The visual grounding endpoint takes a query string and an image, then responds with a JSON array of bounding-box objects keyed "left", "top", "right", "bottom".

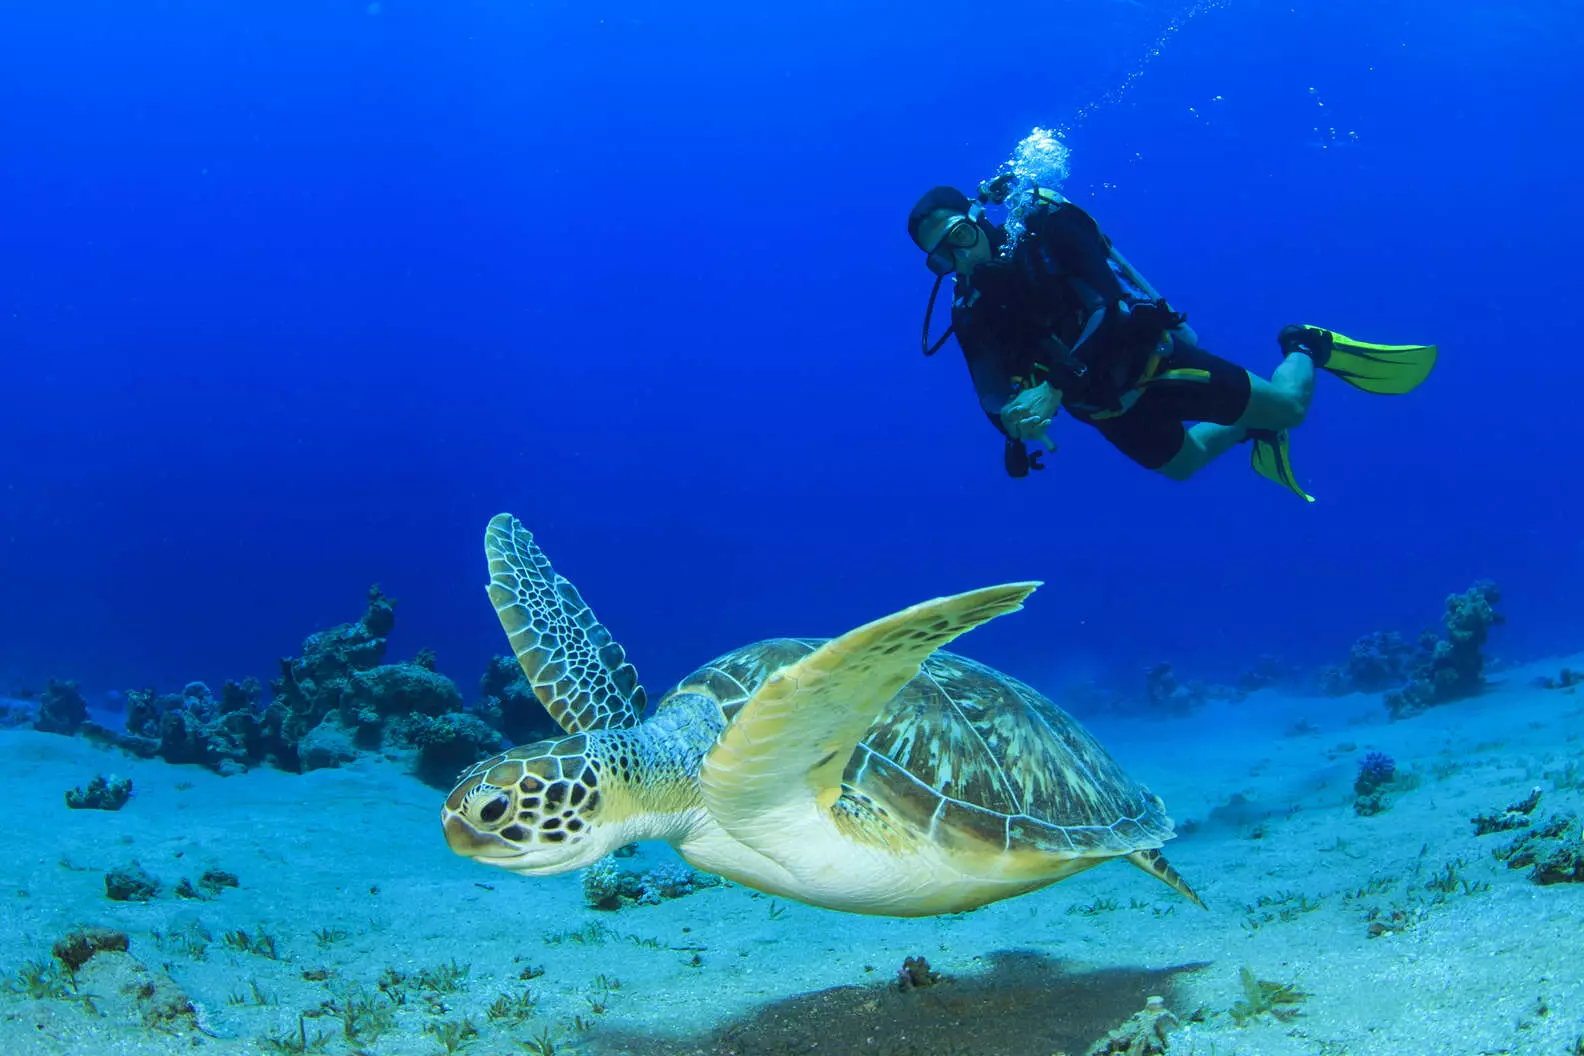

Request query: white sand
[{"left": 1, "top": 655, "right": 1581, "bottom": 1056}]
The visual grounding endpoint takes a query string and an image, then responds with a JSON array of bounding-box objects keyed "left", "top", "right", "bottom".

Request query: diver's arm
[
  {"left": 1106, "top": 244, "right": 1199, "bottom": 344},
  {"left": 1065, "top": 279, "right": 1110, "bottom": 358},
  {"left": 959, "top": 334, "right": 1018, "bottom": 428}
]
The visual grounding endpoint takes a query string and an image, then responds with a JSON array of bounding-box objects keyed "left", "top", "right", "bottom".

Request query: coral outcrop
[
  {"left": 580, "top": 854, "right": 723, "bottom": 910},
  {"left": 1385, "top": 581, "right": 1503, "bottom": 718},
  {"left": 33, "top": 678, "right": 88, "bottom": 735},
  {"left": 477, "top": 655, "right": 559, "bottom": 745},
  {"left": 74, "top": 586, "right": 504, "bottom": 786},
  {"left": 1319, "top": 631, "right": 1414, "bottom": 696},
  {"left": 65, "top": 773, "right": 133, "bottom": 811}
]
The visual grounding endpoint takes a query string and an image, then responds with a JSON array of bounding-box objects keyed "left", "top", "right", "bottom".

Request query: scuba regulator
[{"left": 918, "top": 174, "right": 1020, "bottom": 359}]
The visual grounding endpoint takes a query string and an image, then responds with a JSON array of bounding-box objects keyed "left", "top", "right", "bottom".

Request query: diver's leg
[
  {"left": 1236, "top": 354, "right": 1315, "bottom": 431},
  {"left": 1125, "top": 340, "right": 1260, "bottom": 480},
  {"left": 1157, "top": 422, "right": 1247, "bottom": 481}
]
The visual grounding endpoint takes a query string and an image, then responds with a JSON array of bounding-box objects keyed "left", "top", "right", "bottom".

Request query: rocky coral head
[{"left": 441, "top": 734, "right": 616, "bottom": 875}]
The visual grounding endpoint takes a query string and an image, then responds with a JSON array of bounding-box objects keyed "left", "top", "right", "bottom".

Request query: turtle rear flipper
[
  {"left": 485, "top": 513, "right": 646, "bottom": 733},
  {"left": 1127, "top": 848, "right": 1206, "bottom": 909},
  {"left": 699, "top": 582, "right": 1039, "bottom": 855}
]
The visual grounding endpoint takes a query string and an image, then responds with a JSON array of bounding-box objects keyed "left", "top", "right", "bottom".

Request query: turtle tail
[{"left": 1127, "top": 849, "right": 1206, "bottom": 909}]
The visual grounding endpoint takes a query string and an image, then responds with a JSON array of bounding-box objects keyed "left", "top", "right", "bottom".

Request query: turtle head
[{"left": 442, "top": 733, "right": 626, "bottom": 875}]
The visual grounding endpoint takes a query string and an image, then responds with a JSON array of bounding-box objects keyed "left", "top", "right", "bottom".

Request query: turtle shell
[{"left": 663, "top": 638, "right": 1174, "bottom": 860}]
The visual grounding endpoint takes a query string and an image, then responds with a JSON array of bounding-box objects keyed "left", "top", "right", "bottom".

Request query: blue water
[{"left": 2, "top": 0, "right": 1579, "bottom": 704}]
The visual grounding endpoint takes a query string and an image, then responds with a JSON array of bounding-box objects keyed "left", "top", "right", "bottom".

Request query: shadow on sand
[{"left": 586, "top": 949, "right": 1211, "bottom": 1056}]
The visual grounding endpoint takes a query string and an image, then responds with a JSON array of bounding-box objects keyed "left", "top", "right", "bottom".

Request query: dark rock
[
  {"left": 105, "top": 861, "right": 160, "bottom": 902},
  {"left": 52, "top": 927, "right": 130, "bottom": 971},
  {"left": 298, "top": 714, "right": 360, "bottom": 771},
  {"left": 218, "top": 677, "right": 263, "bottom": 715},
  {"left": 65, "top": 774, "right": 133, "bottom": 811}
]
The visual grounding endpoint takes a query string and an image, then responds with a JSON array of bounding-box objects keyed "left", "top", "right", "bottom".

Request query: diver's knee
[
  {"left": 1281, "top": 393, "right": 1309, "bottom": 429},
  {"left": 1262, "top": 390, "right": 1308, "bottom": 430},
  {"left": 1157, "top": 457, "right": 1199, "bottom": 482}
]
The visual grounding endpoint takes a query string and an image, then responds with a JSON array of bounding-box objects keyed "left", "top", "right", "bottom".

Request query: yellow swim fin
[
  {"left": 1249, "top": 428, "right": 1315, "bottom": 503},
  {"left": 1285, "top": 325, "right": 1438, "bottom": 396}
]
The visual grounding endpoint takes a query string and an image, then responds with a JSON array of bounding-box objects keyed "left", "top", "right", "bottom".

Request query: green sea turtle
[{"left": 442, "top": 513, "right": 1202, "bottom": 917}]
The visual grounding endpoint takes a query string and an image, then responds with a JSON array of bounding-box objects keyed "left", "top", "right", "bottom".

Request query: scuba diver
[{"left": 907, "top": 179, "right": 1437, "bottom": 499}]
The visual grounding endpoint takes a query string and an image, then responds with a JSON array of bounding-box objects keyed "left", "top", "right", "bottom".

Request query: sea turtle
[{"left": 442, "top": 513, "right": 1202, "bottom": 917}]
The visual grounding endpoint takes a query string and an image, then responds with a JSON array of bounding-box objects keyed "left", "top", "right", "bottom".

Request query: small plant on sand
[
  {"left": 1424, "top": 859, "right": 1490, "bottom": 901},
  {"left": 488, "top": 987, "right": 538, "bottom": 1025},
  {"left": 376, "top": 966, "right": 409, "bottom": 1005},
  {"left": 5, "top": 958, "right": 75, "bottom": 1000},
  {"left": 518, "top": 1027, "right": 560, "bottom": 1055},
  {"left": 414, "top": 957, "right": 471, "bottom": 994},
  {"left": 258, "top": 1015, "right": 331, "bottom": 1053},
  {"left": 227, "top": 979, "right": 277, "bottom": 1006},
  {"left": 313, "top": 926, "right": 350, "bottom": 947},
  {"left": 584, "top": 974, "right": 619, "bottom": 1014},
  {"left": 425, "top": 1016, "right": 480, "bottom": 1054},
  {"left": 338, "top": 987, "right": 397, "bottom": 1043},
  {"left": 223, "top": 928, "right": 280, "bottom": 959},
  {"left": 544, "top": 921, "right": 614, "bottom": 946},
  {"left": 1228, "top": 966, "right": 1308, "bottom": 1026}
]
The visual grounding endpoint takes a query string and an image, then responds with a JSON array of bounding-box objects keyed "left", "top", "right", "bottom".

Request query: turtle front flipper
[
  {"left": 484, "top": 514, "right": 645, "bottom": 733},
  {"left": 699, "top": 582, "right": 1039, "bottom": 856}
]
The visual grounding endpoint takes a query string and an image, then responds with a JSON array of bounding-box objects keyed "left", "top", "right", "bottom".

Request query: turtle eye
[{"left": 479, "top": 794, "right": 511, "bottom": 825}]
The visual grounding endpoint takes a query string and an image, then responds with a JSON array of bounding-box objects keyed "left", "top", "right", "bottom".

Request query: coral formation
[
  {"left": 1536, "top": 667, "right": 1583, "bottom": 691},
  {"left": 1492, "top": 813, "right": 1584, "bottom": 885},
  {"left": 477, "top": 655, "right": 560, "bottom": 745},
  {"left": 42, "top": 929, "right": 198, "bottom": 1032},
  {"left": 72, "top": 586, "right": 515, "bottom": 787},
  {"left": 1352, "top": 751, "right": 1399, "bottom": 816},
  {"left": 64, "top": 773, "right": 133, "bottom": 810},
  {"left": 33, "top": 678, "right": 88, "bottom": 735},
  {"left": 397, "top": 710, "right": 504, "bottom": 788},
  {"left": 51, "top": 927, "right": 129, "bottom": 972},
  {"left": 580, "top": 854, "right": 723, "bottom": 910},
  {"left": 1472, "top": 787, "right": 1542, "bottom": 836},
  {"left": 0, "top": 698, "right": 31, "bottom": 728},
  {"left": 895, "top": 955, "right": 943, "bottom": 991},
  {"left": 1235, "top": 654, "right": 1298, "bottom": 695},
  {"left": 1385, "top": 580, "right": 1503, "bottom": 719},
  {"left": 1144, "top": 663, "right": 1204, "bottom": 716},
  {"left": 1083, "top": 995, "right": 1180, "bottom": 1056},
  {"left": 1319, "top": 630, "right": 1415, "bottom": 695}
]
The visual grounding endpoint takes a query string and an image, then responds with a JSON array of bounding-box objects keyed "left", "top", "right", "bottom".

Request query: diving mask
[{"left": 923, "top": 215, "right": 982, "bottom": 277}]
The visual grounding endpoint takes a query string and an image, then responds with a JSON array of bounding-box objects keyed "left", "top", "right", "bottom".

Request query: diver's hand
[{"left": 999, "top": 383, "right": 1061, "bottom": 447}]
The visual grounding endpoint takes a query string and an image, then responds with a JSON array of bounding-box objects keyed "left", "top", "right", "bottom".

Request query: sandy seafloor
[{"left": 2, "top": 654, "right": 1581, "bottom": 1056}]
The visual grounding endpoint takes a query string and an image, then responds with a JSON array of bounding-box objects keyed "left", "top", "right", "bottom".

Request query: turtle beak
[
  {"left": 442, "top": 811, "right": 519, "bottom": 860},
  {"left": 440, "top": 776, "right": 524, "bottom": 861}
]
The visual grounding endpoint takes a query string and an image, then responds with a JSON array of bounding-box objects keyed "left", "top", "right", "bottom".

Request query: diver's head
[
  {"left": 441, "top": 734, "right": 630, "bottom": 876},
  {"left": 908, "top": 185, "right": 997, "bottom": 279}
]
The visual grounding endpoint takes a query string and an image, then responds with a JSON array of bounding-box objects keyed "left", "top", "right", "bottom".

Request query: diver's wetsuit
[{"left": 950, "top": 200, "right": 1251, "bottom": 470}]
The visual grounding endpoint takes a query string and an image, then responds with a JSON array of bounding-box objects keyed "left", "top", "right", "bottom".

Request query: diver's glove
[
  {"left": 999, "top": 382, "right": 1061, "bottom": 445},
  {"left": 1004, "top": 437, "right": 1046, "bottom": 478},
  {"left": 1118, "top": 299, "right": 1188, "bottom": 348}
]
